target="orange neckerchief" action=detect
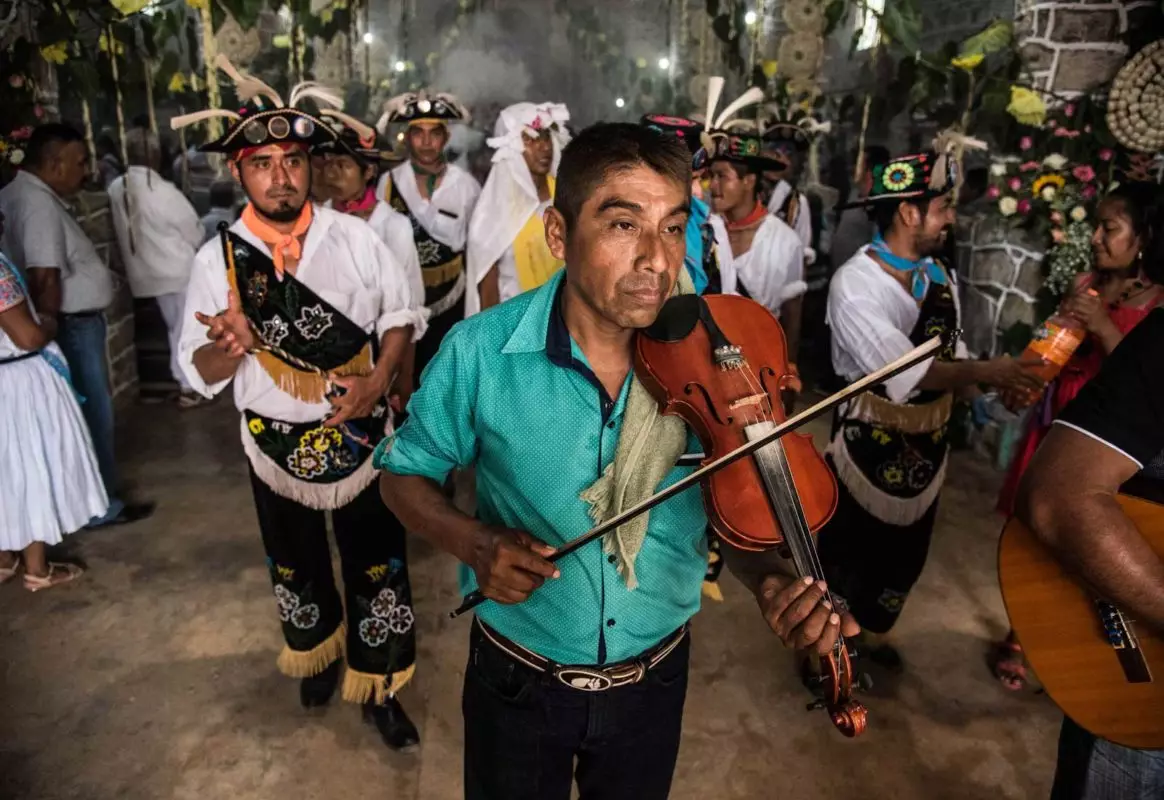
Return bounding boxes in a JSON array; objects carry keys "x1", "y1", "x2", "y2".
[
  {"x1": 241, "y1": 203, "x2": 313, "y2": 280},
  {"x1": 724, "y1": 201, "x2": 768, "y2": 231}
]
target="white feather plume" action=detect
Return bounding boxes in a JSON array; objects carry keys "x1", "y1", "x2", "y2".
[
  {"x1": 170, "y1": 108, "x2": 242, "y2": 131},
  {"x1": 215, "y1": 54, "x2": 284, "y2": 108},
  {"x1": 289, "y1": 81, "x2": 343, "y2": 110},
  {"x1": 319, "y1": 109, "x2": 377, "y2": 144},
  {"x1": 714, "y1": 87, "x2": 765, "y2": 131}
]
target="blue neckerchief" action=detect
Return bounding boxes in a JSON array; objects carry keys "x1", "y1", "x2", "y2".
[
  {"x1": 869, "y1": 231, "x2": 947, "y2": 300},
  {"x1": 2, "y1": 253, "x2": 83, "y2": 402}
]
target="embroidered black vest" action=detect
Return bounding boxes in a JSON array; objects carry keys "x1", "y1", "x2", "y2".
[{"x1": 383, "y1": 175, "x2": 464, "y2": 308}]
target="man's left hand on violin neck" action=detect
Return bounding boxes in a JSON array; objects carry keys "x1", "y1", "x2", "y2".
[{"x1": 758, "y1": 574, "x2": 860, "y2": 653}]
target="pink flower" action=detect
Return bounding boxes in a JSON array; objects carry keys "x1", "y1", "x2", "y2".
[
  {"x1": 1082, "y1": 184, "x2": 1097, "y2": 199},
  {"x1": 1099, "y1": 148, "x2": 1114, "y2": 161},
  {"x1": 987, "y1": 185, "x2": 1001, "y2": 199},
  {"x1": 33, "y1": 105, "x2": 44, "y2": 119},
  {"x1": 1064, "y1": 103, "x2": 1076, "y2": 118},
  {"x1": 1050, "y1": 211, "x2": 1063, "y2": 224},
  {"x1": 1073, "y1": 164, "x2": 1096, "y2": 182},
  {"x1": 1008, "y1": 177, "x2": 1022, "y2": 191},
  {"x1": 1052, "y1": 228, "x2": 1065, "y2": 243},
  {"x1": 11, "y1": 126, "x2": 32, "y2": 140},
  {"x1": 1018, "y1": 199, "x2": 1032, "y2": 215},
  {"x1": 8, "y1": 75, "x2": 24, "y2": 88},
  {"x1": 1020, "y1": 136, "x2": 1034, "y2": 151},
  {"x1": 1020, "y1": 161, "x2": 1040, "y2": 172}
]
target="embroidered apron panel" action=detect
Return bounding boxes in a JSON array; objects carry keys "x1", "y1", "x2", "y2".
[
  {"x1": 244, "y1": 406, "x2": 388, "y2": 484},
  {"x1": 834, "y1": 277, "x2": 958, "y2": 500},
  {"x1": 225, "y1": 231, "x2": 372, "y2": 371},
  {"x1": 383, "y1": 176, "x2": 465, "y2": 306}
]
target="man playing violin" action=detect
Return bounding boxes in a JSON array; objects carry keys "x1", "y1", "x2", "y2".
[{"x1": 377, "y1": 122, "x2": 856, "y2": 800}]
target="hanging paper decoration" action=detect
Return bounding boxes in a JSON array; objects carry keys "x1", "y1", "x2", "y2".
[{"x1": 777, "y1": 32, "x2": 822, "y2": 80}]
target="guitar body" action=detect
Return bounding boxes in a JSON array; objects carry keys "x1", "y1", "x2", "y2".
[{"x1": 998, "y1": 493, "x2": 1164, "y2": 749}]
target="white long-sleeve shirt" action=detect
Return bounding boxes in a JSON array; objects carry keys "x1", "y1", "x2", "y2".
[
  {"x1": 826, "y1": 247, "x2": 968, "y2": 404},
  {"x1": 177, "y1": 205, "x2": 428, "y2": 423},
  {"x1": 767, "y1": 179, "x2": 815, "y2": 266},
  {"x1": 324, "y1": 198, "x2": 424, "y2": 313},
  {"x1": 377, "y1": 162, "x2": 481, "y2": 251},
  {"x1": 109, "y1": 166, "x2": 204, "y2": 298},
  {"x1": 714, "y1": 214, "x2": 806, "y2": 318}
]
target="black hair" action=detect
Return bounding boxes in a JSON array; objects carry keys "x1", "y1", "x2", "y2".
[
  {"x1": 869, "y1": 196, "x2": 933, "y2": 236},
  {"x1": 26, "y1": 123, "x2": 86, "y2": 169},
  {"x1": 553, "y1": 122, "x2": 691, "y2": 231},
  {"x1": 209, "y1": 181, "x2": 236, "y2": 210},
  {"x1": 1106, "y1": 181, "x2": 1164, "y2": 283}
]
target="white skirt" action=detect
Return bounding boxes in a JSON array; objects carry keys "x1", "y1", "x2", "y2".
[{"x1": 0, "y1": 350, "x2": 108, "y2": 550}]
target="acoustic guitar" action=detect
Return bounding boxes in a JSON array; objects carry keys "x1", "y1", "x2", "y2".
[{"x1": 998, "y1": 492, "x2": 1164, "y2": 749}]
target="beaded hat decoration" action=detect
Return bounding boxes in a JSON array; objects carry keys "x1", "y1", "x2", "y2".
[
  {"x1": 854, "y1": 129, "x2": 987, "y2": 206},
  {"x1": 170, "y1": 56, "x2": 367, "y2": 158},
  {"x1": 376, "y1": 90, "x2": 472, "y2": 132},
  {"x1": 640, "y1": 113, "x2": 709, "y2": 170}
]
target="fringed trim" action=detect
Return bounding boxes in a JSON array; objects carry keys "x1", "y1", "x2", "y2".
[
  {"x1": 239, "y1": 416, "x2": 378, "y2": 510},
  {"x1": 253, "y1": 343, "x2": 373, "y2": 405},
  {"x1": 276, "y1": 623, "x2": 345, "y2": 678},
  {"x1": 826, "y1": 435, "x2": 947, "y2": 526},
  {"x1": 342, "y1": 663, "x2": 416, "y2": 705},
  {"x1": 843, "y1": 391, "x2": 953, "y2": 435},
  {"x1": 702, "y1": 580, "x2": 724, "y2": 603}
]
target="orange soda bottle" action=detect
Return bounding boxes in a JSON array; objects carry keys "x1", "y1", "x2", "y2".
[{"x1": 1002, "y1": 289, "x2": 1095, "y2": 411}]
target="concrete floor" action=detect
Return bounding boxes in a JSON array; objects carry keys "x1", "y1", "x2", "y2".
[{"x1": 1, "y1": 396, "x2": 1062, "y2": 800}]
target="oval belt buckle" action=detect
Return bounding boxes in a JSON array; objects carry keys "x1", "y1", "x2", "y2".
[{"x1": 556, "y1": 666, "x2": 614, "y2": 693}]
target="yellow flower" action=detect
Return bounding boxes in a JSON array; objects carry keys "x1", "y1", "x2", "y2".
[
  {"x1": 366, "y1": 564, "x2": 388, "y2": 581},
  {"x1": 762, "y1": 60, "x2": 779, "y2": 79},
  {"x1": 277, "y1": 565, "x2": 295, "y2": 580},
  {"x1": 1006, "y1": 85, "x2": 1046, "y2": 127},
  {"x1": 98, "y1": 32, "x2": 126, "y2": 56},
  {"x1": 110, "y1": 0, "x2": 152, "y2": 14},
  {"x1": 168, "y1": 73, "x2": 188, "y2": 93},
  {"x1": 39, "y1": 42, "x2": 70, "y2": 65},
  {"x1": 1032, "y1": 173, "x2": 1065, "y2": 197},
  {"x1": 300, "y1": 427, "x2": 343, "y2": 453},
  {"x1": 248, "y1": 418, "x2": 265, "y2": 435},
  {"x1": 950, "y1": 53, "x2": 985, "y2": 71}
]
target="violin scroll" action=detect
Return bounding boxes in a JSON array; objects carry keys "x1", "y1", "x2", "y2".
[{"x1": 802, "y1": 647, "x2": 870, "y2": 738}]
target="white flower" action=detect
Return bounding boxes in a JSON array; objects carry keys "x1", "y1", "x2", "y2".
[
  {"x1": 261, "y1": 316, "x2": 289, "y2": 347},
  {"x1": 291, "y1": 603, "x2": 321, "y2": 630},
  {"x1": 359, "y1": 617, "x2": 390, "y2": 647},
  {"x1": 388, "y1": 604, "x2": 414, "y2": 634},
  {"x1": 1042, "y1": 153, "x2": 1068, "y2": 170},
  {"x1": 1041, "y1": 186, "x2": 1057, "y2": 201},
  {"x1": 999, "y1": 197, "x2": 1018, "y2": 216},
  {"x1": 294, "y1": 304, "x2": 334, "y2": 341},
  {"x1": 371, "y1": 587, "x2": 397, "y2": 619},
  {"x1": 9, "y1": 148, "x2": 24, "y2": 165},
  {"x1": 1070, "y1": 206, "x2": 1087, "y2": 222},
  {"x1": 990, "y1": 162, "x2": 1007, "y2": 176}
]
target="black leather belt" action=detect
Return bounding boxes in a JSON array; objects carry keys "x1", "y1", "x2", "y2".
[{"x1": 474, "y1": 617, "x2": 688, "y2": 693}]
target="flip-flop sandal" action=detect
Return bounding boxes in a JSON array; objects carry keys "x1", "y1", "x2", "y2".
[
  {"x1": 0, "y1": 555, "x2": 21, "y2": 584},
  {"x1": 23, "y1": 562, "x2": 84, "y2": 592},
  {"x1": 989, "y1": 640, "x2": 1027, "y2": 691}
]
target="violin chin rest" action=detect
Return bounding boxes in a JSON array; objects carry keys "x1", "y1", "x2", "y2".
[{"x1": 643, "y1": 294, "x2": 701, "y2": 343}]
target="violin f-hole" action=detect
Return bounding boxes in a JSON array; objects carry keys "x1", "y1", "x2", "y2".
[{"x1": 683, "y1": 382, "x2": 731, "y2": 426}]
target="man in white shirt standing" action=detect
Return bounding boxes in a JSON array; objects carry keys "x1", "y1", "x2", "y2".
[
  {"x1": 465, "y1": 101, "x2": 570, "y2": 316},
  {"x1": 818, "y1": 141, "x2": 1043, "y2": 671},
  {"x1": 760, "y1": 119, "x2": 815, "y2": 267},
  {"x1": 173, "y1": 60, "x2": 428, "y2": 751},
  {"x1": 376, "y1": 90, "x2": 481, "y2": 383},
  {"x1": 109, "y1": 127, "x2": 206, "y2": 408},
  {"x1": 0, "y1": 122, "x2": 154, "y2": 527}
]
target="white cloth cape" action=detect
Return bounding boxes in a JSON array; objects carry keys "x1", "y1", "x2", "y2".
[{"x1": 464, "y1": 101, "x2": 570, "y2": 317}]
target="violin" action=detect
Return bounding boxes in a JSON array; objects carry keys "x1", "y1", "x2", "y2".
[
  {"x1": 448, "y1": 293, "x2": 955, "y2": 736},
  {"x1": 635, "y1": 293, "x2": 864, "y2": 737}
]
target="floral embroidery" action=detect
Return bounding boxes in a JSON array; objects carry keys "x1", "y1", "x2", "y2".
[
  {"x1": 388, "y1": 605, "x2": 415, "y2": 634},
  {"x1": 300, "y1": 427, "x2": 343, "y2": 453},
  {"x1": 294, "y1": 304, "x2": 334, "y2": 340},
  {"x1": 882, "y1": 161, "x2": 916, "y2": 192},
  {"x1": 880, "y1": 461, "x2": 905, "y2": 488},
  {"x1": 261, "y1": 316, "x2": 290, "y2": 347},
  {"x1": 416, "y1": 239, "x2": 442, "y2": 266},
  {"x1": 248, "y1": 418, "x2": 266, "y2": 435},
  {"x1": 291, "y1": 603, "x2": 321, "y2": 630},
  {"x1": 906, "y1": 459, "x2": 935, "y2": 490},
  {"x1": 877, "y1": 588, "x2": 908, "y2": 614},
  {"x1": 359, "y1": 617, "x2": 391, "y2": 647},
  {"x1": 330, "y1": 447, "x2": 358, "y2": 472},
  {"x1": 287, "y1": 446, "x2": 328, "y2": 479},
  {"x1": 844, "y1": 425, "x2": 862, "y2": 441},
  {"x1": 366, "y1": 564, "x2": 389, "y2": 582},
  {"x1": 870, "y1": 427, "x2": 892, "y2": 445},
  {"x1": 246, "y1": 273, "x2": 269, "y2": 306},
  {"x1": 371, "y1": 587, "x2": 396, "y2": 619},
  {"x1": 276, "y1": 565, "x2": 295, "y2": 580},
  {"x1": 274, "y1": 584, "x2": 299, "y2": 622}
]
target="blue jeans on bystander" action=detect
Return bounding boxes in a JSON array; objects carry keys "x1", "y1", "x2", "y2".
[{"x1": 1051, "y1": 716, "x2": 1164, "y2": 800}]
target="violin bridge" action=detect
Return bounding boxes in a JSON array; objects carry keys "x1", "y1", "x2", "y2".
[{"x1": 728, "y1": 393, "x2": 767, "y2": 411}]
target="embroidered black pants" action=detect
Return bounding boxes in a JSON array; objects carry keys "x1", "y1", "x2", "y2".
[{"x1": 248, "y1": 467, "x2": 415, "y2": 684}]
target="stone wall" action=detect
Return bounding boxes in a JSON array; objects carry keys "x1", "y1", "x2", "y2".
[{"x1": 71, "y1": 189, "x2": 138, "y2": 406}]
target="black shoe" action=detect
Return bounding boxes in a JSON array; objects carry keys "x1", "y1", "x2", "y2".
[
  {"x1": 300, "y1": 660, "x2": 341, "y2": 708},
  {"x1": 89, "y1": 502, "x2": 157, "y2": 528},
  {"x1": 363, "y1": 696, "x2": 420, "y2": 752}
]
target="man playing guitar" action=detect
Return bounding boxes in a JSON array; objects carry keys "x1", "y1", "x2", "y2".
[{"x1": 1016, "y1": 307, "x2": 1164, "y2": 797}]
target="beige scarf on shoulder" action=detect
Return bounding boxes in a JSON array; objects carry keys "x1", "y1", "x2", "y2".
[{"x1": 579, "y1": 268, "x2": 696, "y2": 589}]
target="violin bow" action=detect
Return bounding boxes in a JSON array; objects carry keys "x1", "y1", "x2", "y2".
[{"x1": 449, "y1": 330, "x2": 958, "y2": 619}]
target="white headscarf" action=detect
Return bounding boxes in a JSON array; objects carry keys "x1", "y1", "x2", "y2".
[{"x1": 464, "y1": 101, "x2": 570, "y2": 317}]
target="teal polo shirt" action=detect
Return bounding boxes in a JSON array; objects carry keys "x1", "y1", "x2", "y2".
[{"x1": 379, "y1": 269, "x2": 708, "y2": 665}]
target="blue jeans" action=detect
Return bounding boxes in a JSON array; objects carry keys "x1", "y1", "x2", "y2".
[
  {"x1": 57, "y1": 313, "x2": 124, "y2": 523},
  {"x1": 1051, "y1": 716, "x2": 1164, "y2": 799}
]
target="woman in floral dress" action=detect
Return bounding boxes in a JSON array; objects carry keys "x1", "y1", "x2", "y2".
[
  {"x1": 0, "y1": 212, "x2": 107, "y2": 590},
  {"x1": 991, "y1": 181, "x2": 1164, "y2": 689}
]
